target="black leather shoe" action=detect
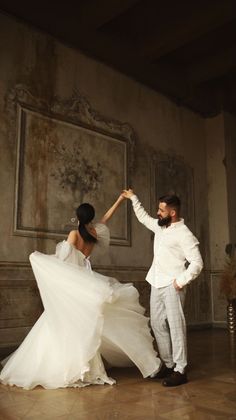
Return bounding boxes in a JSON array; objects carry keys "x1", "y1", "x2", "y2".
[
  {"x1": 162, "y1": 371, "x2": 188, "y2": 387},
  {"x1": 151, "y1": 363, "x2": 174, "y2": 379}
]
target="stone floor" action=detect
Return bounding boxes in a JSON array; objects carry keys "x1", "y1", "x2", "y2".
[{"x1": 0, "y1": 329, "x2": 236, "y2": 419}]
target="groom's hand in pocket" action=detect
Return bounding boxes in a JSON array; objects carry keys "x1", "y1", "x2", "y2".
[{"x1": 173, "y1": 279, "x2": 182, "y2": 291}]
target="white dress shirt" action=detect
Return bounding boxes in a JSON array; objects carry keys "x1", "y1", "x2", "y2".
[{"x1": 131, "y1": 195, "x2": 203, "y2": 288}]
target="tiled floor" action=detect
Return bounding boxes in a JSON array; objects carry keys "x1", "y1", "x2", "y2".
[{"x1": 0, "y1": 329, "x2": 236, "y2": 419}]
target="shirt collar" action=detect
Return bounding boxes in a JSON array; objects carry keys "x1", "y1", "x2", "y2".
[{"x1": 162, "y1": 218, "x2": 184, "y2": 229}]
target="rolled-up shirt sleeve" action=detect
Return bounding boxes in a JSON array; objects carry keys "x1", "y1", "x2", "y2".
[
  {"x1": 176, "y1": 231, "x2": 203, "y2": 287},
  {"x1": 130, "y1": 195, "x2": 157, "y2": 233}
]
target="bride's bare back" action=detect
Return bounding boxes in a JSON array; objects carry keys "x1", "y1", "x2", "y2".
[{"x1": 67, "y1": 225, "x2": 97, "y2": 257}]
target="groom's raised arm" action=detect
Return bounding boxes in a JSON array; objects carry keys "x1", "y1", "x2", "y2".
[{"x1": 122, "y1": 189, "x2": 157, "y2": 233}]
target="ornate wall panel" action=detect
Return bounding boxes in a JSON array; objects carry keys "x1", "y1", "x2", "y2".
[
  {"x1": 150, "y1": 151, "x2": 195, "y2": 230},
  {"x1": 8, "y1": 85, "x2": 135, "y2": 245}
]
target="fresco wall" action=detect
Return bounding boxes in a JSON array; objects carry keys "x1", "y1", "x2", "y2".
[
  {"x1": 0, "y1": 13, "x2": 214, "y2": 354},
  {"x1": 205, "y1": 113, "x2": 236, "y2": 328}
]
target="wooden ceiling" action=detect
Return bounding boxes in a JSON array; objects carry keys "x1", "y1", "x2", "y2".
[{"x1": 1, "y1": 0, "x2": 236, "y2": 117}]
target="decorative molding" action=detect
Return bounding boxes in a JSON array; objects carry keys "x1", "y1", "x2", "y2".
[
  {"x1": 0, "y1": 261, "x2": 149, "y2": 286},
  {"x1": 7, "y1": 85, "x2": 135, "y2": 245},
  {"x1": 0, "y1": 264, "x2": 43, "y2": 351},
  {"x1": 0, "y1": 261, "x2": 148, "y2": 272},
  {"x1": 0, "y1": 261, "x2": 31, "y2": 268},
  {"x1": 0, "y1": 262, "x2": 150, "y2": 351},
  {"x1": 7, "y1": 85, "x2": 135, "y2": 154},
  {"x1": 0, "y1": 263, "x2": 218, "y2": 353}
]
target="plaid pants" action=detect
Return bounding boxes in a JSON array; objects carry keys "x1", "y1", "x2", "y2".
[{"x1": 150, "y1": 283, "x2": 187, "y2": 374}]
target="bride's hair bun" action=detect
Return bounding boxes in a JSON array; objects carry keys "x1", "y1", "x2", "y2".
[{"x1": 76, "y1": 203, "x2": 95, "y2": 225}]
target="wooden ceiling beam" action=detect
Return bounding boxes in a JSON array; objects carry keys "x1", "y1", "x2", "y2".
[
  {"x1": 179, "y1": 85, "x2": 220, "y2": 117},
  {"x1": 138, "y1": 0, "x2": 236, "y2": 61},
  {"x1": 73, "y1": 30, "x2": 189, "y2": 100},
  {"x1": 1, "y1": 0, "x2": 236, "y2": 116},
  {"x1": 0, "y1": 0, "x2": 139, "y2": 30},
  {"x1": 76, "y1": 0, "x2": 140, "y2": 30},
  {"x1": 0, "y1": 1, "x2": 202, "y2": 111},
  {"x1": 187, "y1": 45, "x2": 236, "y2": 84}
]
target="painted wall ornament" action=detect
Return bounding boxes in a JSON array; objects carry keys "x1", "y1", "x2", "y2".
[
  {"x1": 49, "y1": 141, "x2": 103, "y2": 205},
  {"x1": 150, "y1": 150, "x2": 195, "y2": 231},
  {"x1": 7, "y1": 85, "x2": 135, "y2": 245}
]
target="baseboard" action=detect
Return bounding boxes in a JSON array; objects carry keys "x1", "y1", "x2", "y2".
[
  {"x1": 187, "y1": 323, "x2": 212, "y2": 330},
  {"x1": 212, "y1": 322, "x2": 227, "y2": 329}
]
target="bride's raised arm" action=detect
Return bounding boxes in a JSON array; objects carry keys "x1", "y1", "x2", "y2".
[{"x1": 100, "y1": 194, "x2": 125, "y2": 224}]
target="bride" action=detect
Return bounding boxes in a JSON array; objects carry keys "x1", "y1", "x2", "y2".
[{"x1": 0, "y1": 195, "x2": 161, "y2": 389}]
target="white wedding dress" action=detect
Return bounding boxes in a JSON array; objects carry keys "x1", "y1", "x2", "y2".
[{"x1": 0, "y1": 224, "x2": 160, "y2": 389}]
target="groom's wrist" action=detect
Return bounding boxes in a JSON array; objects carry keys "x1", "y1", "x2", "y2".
[{"x1": 130, "y1": 194, "x2": 138, "y2": 202}]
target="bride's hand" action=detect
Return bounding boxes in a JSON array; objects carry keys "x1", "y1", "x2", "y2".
[
  {"x1": 122, "y1": 189, "x2": 134, "y2": 199},
  {"x1": 100, "y1": 193, "x2": 126, "y2": 223}
]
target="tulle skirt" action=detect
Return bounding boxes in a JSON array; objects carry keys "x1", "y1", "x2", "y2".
[{"x1": 0, "y1": 252, "x2": 160, "y2": 389}]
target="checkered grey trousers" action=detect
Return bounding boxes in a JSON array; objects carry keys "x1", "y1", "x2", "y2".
[{"x1": 150, "y1": 284, "x2": 187, "y2": 374}]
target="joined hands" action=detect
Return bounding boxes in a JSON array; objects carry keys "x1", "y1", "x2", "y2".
[{"x1": 121, "y1": 189, "x2": 135, "y2": 199}]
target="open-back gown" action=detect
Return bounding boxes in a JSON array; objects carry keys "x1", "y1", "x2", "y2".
[{"x1": 0, "y1": 224, "x2": 160, "y2": 389}]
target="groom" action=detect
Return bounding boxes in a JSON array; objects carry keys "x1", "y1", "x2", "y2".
[{"x1": 122, "y1": 189, "x2": 203, "y2": 387}]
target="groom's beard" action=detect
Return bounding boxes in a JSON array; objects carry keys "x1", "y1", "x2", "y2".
[{"x1": 158, "y1": 215, "x2": 172, "y2": 227}]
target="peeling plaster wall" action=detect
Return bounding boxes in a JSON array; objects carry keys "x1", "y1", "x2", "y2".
[
  {"x1": 205, "y1": 114, "x2": 231, "y2": 327},
  {"x1": 224, "y1": 112, "x2": 236, "y2": 245},
  {"x1": 205, "y1": 115, "x2": 229, "y2": 270},
  {"x1": 0, "y1": 14, "x2": 207, "y2": 263},
  {"x1": 0, "y1": 13, "x2": 213, "y2": 352}
]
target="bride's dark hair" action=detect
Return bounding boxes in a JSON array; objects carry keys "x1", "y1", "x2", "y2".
[{"x1": 76, "y1": 203, "x2": 97, "y2": 243}]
